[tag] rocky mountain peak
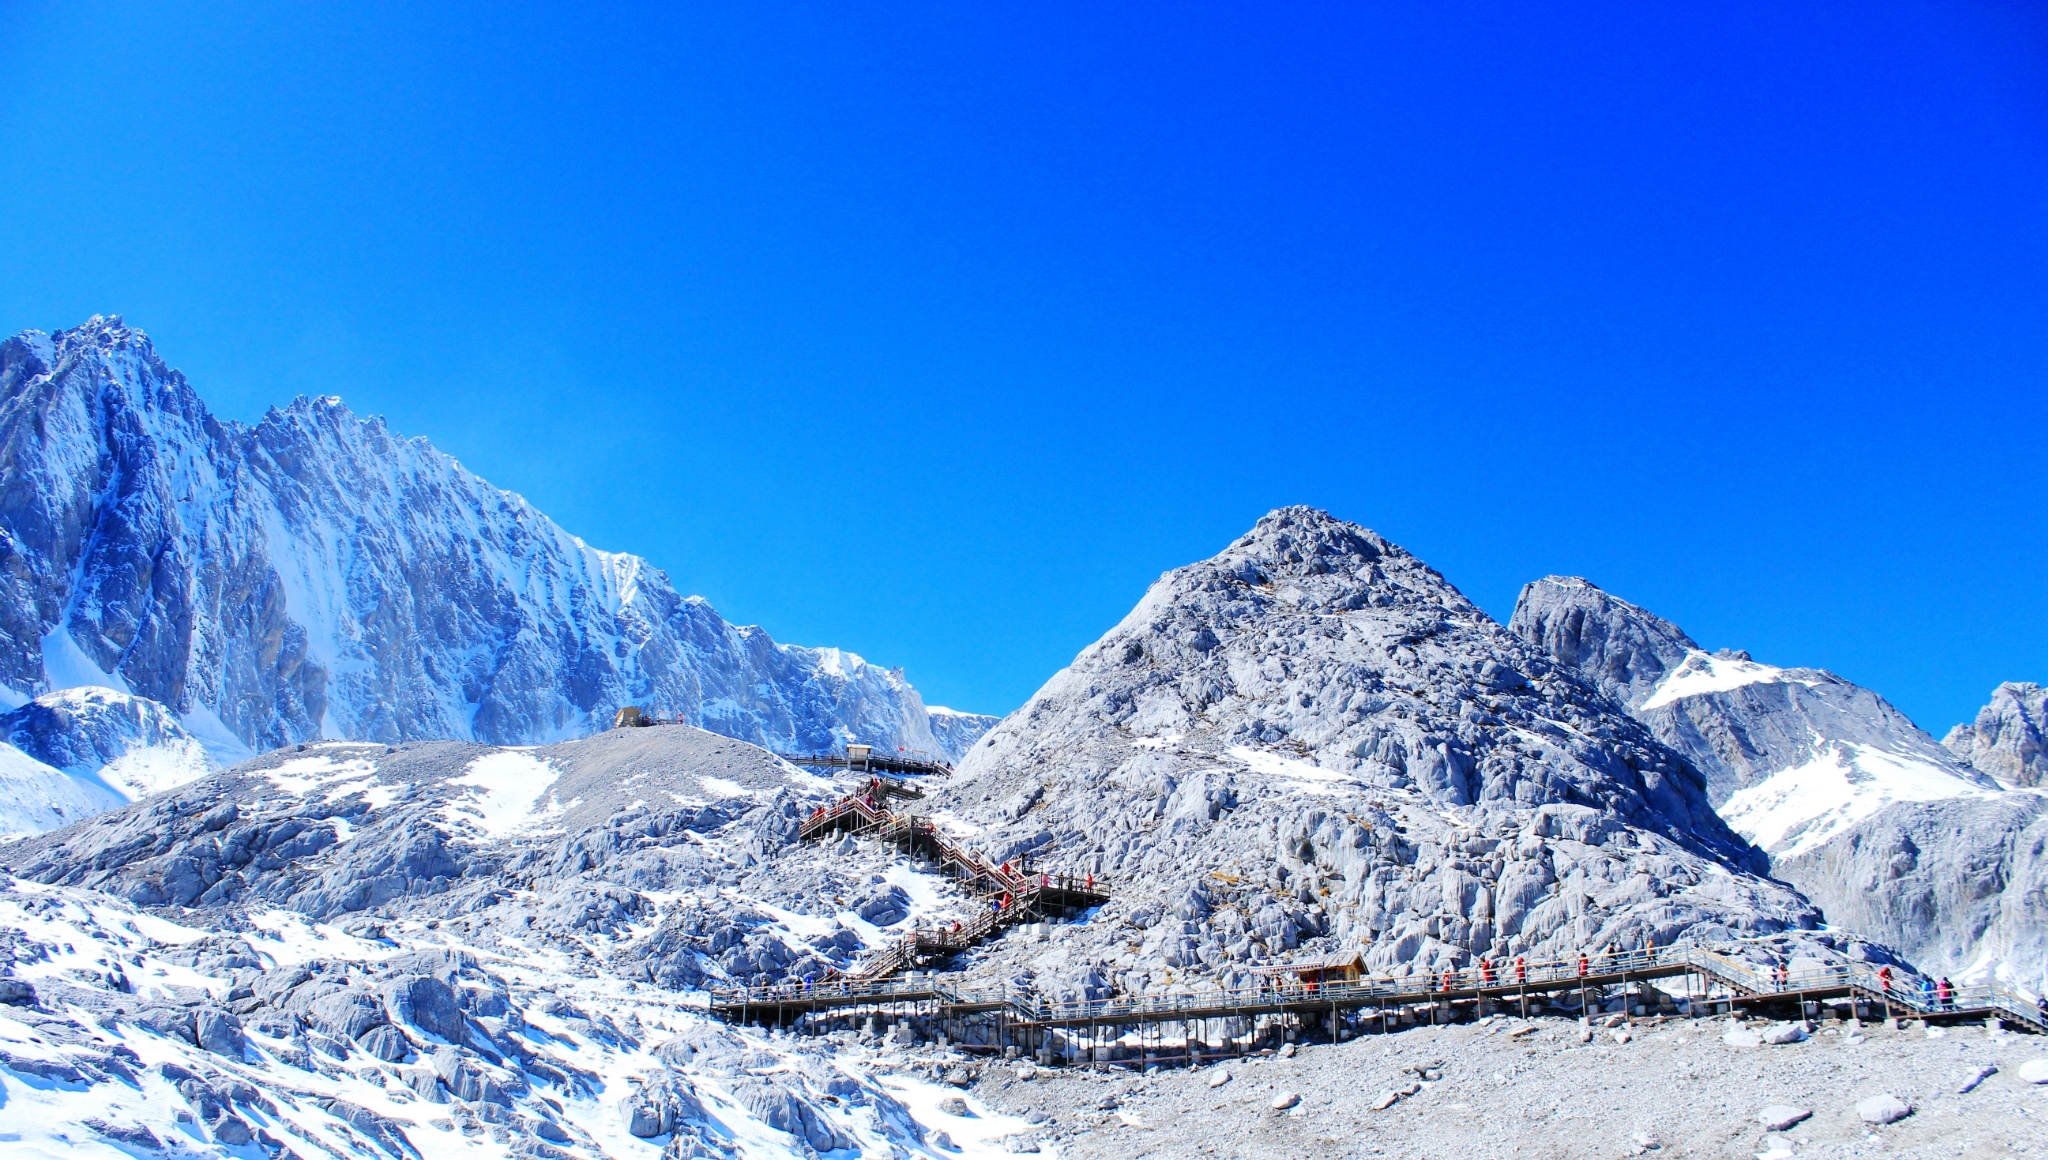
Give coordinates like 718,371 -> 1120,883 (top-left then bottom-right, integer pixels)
1509,575 -> 1696,710
942,509 -> 1813,998
1205,505 -> 1467,614
1945,681 -> 2047,788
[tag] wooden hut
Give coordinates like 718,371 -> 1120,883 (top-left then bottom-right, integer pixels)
1250,951 -> 1366,991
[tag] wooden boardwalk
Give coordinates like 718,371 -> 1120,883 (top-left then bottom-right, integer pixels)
709,944 -> 2048,1038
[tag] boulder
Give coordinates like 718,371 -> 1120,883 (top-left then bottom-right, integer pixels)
193,1007 -> 245,1059
357,1024 -> 411,1063
1270,1092 -> 1300,1110
307,990 -> 387,1041
1370,1090 -> 1400,1111
1855,1094 -> 1912,1124
1207,1068 -> 1232,1088
622,1096 -> 666,1139
210,1113 -> 255,1146
1761,1023 -> 1807,1045
1757,1106 -> 1810,1131
382,975 -> 466,1042
1721,1029 -> 1763,1048
937,1097 -> 971,1117
2019,1059 -> 2048,1084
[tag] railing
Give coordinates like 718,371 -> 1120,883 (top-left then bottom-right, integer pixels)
710,940 -> 2047,1033
794,782 -> 1112,982
779,751 -> 956,777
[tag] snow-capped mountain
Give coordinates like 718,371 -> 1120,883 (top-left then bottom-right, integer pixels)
1510,576 -> 1998,859
0,316 -> 989,773
1946,681 -> 2048,788
923,706 -> 998,762
0,687 -> 215,838
1511,575 -> 2046,987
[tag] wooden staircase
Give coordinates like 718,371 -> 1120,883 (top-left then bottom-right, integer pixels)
799,778 -> 1111,980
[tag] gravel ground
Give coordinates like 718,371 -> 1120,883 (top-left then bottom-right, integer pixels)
952,1014 -> 2048,1159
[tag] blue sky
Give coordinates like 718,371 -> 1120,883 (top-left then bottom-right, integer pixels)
1,2 -> 2043,731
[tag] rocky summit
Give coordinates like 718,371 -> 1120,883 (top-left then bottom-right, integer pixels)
933,508 -> 1846,1003
1946,681 -> 2048,788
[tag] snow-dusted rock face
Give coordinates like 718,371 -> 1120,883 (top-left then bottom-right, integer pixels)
1513,575 -> 2043,987
0,317 -> 987,765
1775,793 -> 2048,991
2,686 -> 216,799
1945,681 -> 2048,788
0,743 -> 113,839
0,687 -> 215,837
1511,576 -> 1997,858
934,508 -> 1830,1003
0,726 -> 1019,1156
925,706 -> 999,761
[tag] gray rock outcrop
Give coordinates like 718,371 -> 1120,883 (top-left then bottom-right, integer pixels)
931,508 -> 1833,1003
1945,682 -> 2048,788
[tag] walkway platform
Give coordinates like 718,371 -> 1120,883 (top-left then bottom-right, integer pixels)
709,945 -> 2048,1037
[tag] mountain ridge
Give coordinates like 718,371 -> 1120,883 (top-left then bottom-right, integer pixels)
0,317 -> 994,786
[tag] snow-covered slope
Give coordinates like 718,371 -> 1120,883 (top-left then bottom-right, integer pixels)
0,743 -> 111,840
1511,575 -> 2043,988
0,726 -> 1031,1158
1945,681 -> 2048,788
1511,576 -> 1996,857
0,317 -> 991,766
0,687 -> 216,838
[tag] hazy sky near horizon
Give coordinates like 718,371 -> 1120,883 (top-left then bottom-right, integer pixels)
1,3 -> 2043,731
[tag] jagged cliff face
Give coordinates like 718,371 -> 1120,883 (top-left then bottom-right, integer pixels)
1774,794 -> 2048,990
0,317 -> 987,766
1511,576 -> 1996,858
1946,682 -> 2048,788
936,508 -> 1826,1001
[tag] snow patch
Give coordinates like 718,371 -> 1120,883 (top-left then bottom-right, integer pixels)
95,744 -> 213,802
442,750 -> 566,837
264,751 -> 379,797
1229,745 -> 1357,794
0,742 -> 119,839
1719,741 -> 1999,858
1640,650 -> 1818,711
39,629 -> 129,695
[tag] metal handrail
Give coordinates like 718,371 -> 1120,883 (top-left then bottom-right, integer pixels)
710,941 -> 2047,1032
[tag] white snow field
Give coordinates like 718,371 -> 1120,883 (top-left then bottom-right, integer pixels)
1721,740 -> 2003,858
